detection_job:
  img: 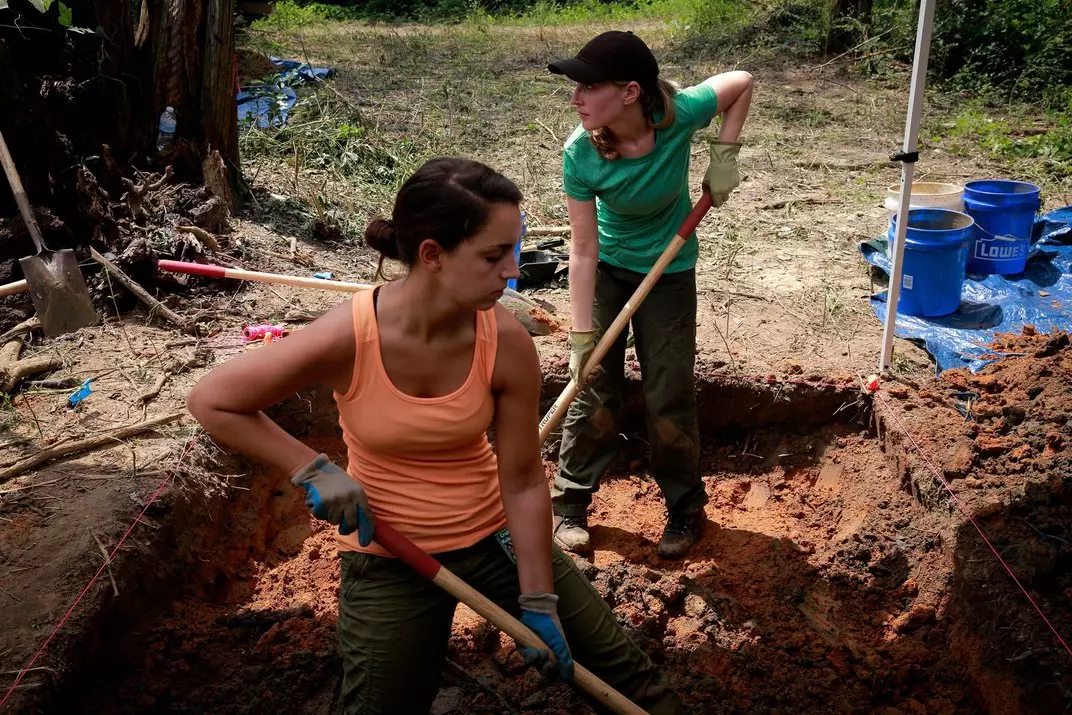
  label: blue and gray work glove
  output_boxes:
[290,454,375,546]
[518,592,574,683]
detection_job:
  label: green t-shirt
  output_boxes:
[562,83,719,274]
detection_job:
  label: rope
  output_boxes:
[875,391,1072,659]
[0,436,200,708]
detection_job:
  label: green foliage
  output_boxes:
[672,0,833,60]
[251,0,328,29]
[274,0,708,24]
[946,108,1072,178]
[239,90,438,205]
[928,0,1071,106]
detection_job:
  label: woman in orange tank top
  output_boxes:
[188,158,682,714]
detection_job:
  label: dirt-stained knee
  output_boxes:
[591,406,617,438]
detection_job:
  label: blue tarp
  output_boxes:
[237,56,335,129]
[861,206,1072,373]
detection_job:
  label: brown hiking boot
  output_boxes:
[657,510,705,560]
[553,514,591,556]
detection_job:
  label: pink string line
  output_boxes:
[875,391,1072,660]
[0,436,200,708]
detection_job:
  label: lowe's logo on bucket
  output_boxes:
[974,233,1027,261]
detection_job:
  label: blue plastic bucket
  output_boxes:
[508,211,526,291]
[887,208,974,317]
[963,179,1041,274]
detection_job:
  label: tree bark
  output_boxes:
[201,0,240,201]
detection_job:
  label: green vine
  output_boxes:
[1,0,78,28]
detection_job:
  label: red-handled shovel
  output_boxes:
[372,519,646,715]
[539,191,714,441]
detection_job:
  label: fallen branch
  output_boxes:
[27,377,81,389]
[90,248,188,331]
[0,339,62,393]
[708,287,769,302]
[759,197,839,211]
[90,530,119,598]
[0,412,184,482]
[792,159,888,171]
[146,166,175,192]
[176,225,221,252]
[139,371,172,404]
[526,226,571,236]
[534,118,560,145]
[0,317,41,346]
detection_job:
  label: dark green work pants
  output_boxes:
[553,263,707,518]
[337,533,682,714]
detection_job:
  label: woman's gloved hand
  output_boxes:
[517,592,574,683]
[703,140,742,207]
[290,454,375,546]
[569,330,600,389]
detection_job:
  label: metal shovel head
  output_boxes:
[18,249,97,337]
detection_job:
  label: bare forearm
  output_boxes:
[704,70,754,143]
[192,406,317,476]
[568,254,597,332]
[719,82,752,142]
[501,479,554,594]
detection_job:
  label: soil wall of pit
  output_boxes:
[23,373,863,715]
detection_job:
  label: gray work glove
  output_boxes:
[703,140,742,207]
[518,592,574,683]
[290,454,375,545]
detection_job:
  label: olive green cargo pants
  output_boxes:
[553,263,706,518]
[337,532,682,714]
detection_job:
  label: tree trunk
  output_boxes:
[201,0,240,202]
[151,0,239,201]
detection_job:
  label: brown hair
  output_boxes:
[589,78,678,160]
[365,157,522,279]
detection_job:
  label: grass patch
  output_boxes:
[940,107,1072,180]
[255,0,698,26]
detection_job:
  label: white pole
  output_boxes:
[879,0,937,371]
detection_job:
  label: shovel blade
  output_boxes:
[19,249,97,337]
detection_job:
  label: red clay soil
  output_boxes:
[79,424,978,715]
[877,327,1072,714]
[53,332,1072,713]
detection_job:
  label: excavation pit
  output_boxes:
[7,364,1070,715]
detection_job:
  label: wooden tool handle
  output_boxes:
[0,279,29,298]
[539,191,713,441]
[158,260,372,293]
[373,521,646,715]
[0,128,46,254]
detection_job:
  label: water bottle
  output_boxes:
[156,106,177,151]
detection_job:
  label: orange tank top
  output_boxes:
[333,288,507,556]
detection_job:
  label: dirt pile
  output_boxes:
[878,328,1072,714]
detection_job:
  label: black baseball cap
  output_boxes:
[548,31,659,93]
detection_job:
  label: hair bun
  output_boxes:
[364,217,401,260]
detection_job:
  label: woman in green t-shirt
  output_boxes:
[546,30,753,560]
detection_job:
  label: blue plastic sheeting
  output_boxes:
[237,57,335,129]
[860,206,1072,373]
[268,56,334,83]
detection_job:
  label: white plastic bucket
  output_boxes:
[885,182,965,216]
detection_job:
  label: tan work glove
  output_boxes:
[703,140,742,207]
[568,330,599,389]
